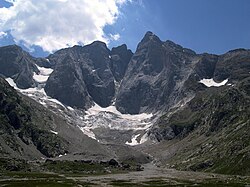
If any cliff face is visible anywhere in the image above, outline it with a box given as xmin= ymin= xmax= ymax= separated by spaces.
xmin=0 ymin=45 xmax=39 ymax=89
xmin=45 ymin=42 xmax=133 ymax=109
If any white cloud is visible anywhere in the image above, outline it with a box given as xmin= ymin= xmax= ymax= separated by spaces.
xmin=110 ymin=33 xmax=120 ymax=41
xmin=0 ymin=0 xmax=128 ymax=52
xmin=0 ymin=31 xmax=7 ymax=38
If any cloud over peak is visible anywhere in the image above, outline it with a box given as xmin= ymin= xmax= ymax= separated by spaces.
xmin=0 ymin=0 xmax=128 ymax=52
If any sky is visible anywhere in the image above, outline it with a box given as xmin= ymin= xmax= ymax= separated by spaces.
xmin=0 ymin=0 xmax=250 ymax=57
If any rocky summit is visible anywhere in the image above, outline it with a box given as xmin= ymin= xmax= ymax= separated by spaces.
xmin=0 ymin=31 xmax=250 ymax=178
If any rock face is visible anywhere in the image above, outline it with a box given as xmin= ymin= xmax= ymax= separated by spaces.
xmin=0 ymin=45 xmax=38 ymax=89
xmin=149 ymin=47 xmax=250 ymax=139
xmin=115 ymin=31 xmax=197 ymax=114
xmin=44 ymin=55 xmax=92 ymax=109
xmin=45 ymin=42 xmax=133 ymax=109
xmin=110 ymin=44 xmax=133 ymax=82
xmin=145 ymin=47 xmax=250 ymax=175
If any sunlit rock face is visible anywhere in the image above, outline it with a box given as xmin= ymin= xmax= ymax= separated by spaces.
xmin=115 ymin=31 xmax=197 ymax=114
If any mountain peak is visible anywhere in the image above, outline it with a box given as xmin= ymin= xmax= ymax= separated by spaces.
xmin=136 ymin=31 xmax=162 ymax=51
xmin=142 ymin=31 xmax=161 ymax=42
xmin=0 ymin=44 xmax=23 ymax=53
xmin=89 ymin=41 xmax=108 ymax=49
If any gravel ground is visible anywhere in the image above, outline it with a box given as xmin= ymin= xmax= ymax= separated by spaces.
xmin=67 ymin=163 xmax=250 ymax=186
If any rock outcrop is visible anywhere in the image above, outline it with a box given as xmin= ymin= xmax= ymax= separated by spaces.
xmin=45 ymin=42 xmax=133 ymax=108
xmin=115 ymin=31 xmax=197 ymax=114
xmin=0 ymin=45 xmax=39 ymax=89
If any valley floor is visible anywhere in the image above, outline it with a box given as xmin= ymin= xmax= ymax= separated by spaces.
xmin=1 ymin=163 xmax=249 ymax=187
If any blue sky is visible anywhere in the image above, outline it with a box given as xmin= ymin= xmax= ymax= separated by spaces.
xmin=0 ymin=0 xmax=250 ymax=57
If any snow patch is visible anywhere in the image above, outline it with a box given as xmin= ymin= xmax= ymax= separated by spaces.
xmin=86 ymin=103 xmax=153 ymax=121
xmin=67 ymin=106 xmax=74 ymax=111
xmin=33 ymin=73 xmax=49 ymax=83
xmin=5 ymin=77 xmax=65 ymax=108
xmin=50 ymin=130 xmax=58 ymax=135
xmin=125 ymin=132 xmax=149 ymax=146
xmin=33 ymin=65 xmax=53 ymax=83
xmin=5 ymin=78 xmax=17 ymax=87
xmin=78 ymin=126 xmax=98 ymax=141
xmin=79 ymin=103 xmax=153 ymax=144
xmin=125 ymin=134 xmax=141 ymax=146
xmin=139 ymin=133 xmax=148 ymax=144
xmin=199 ymin=78 xmax=228 ymax=87
xmin=58 ymin=153 xmax=67 ymax=158
xmin=47 ymin=98 xmax=65 ymax=107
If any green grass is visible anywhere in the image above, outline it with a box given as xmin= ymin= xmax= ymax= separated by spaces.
xmin=1 ymin=171 xmax=249 ymax=187
xmin=110 ymin=180 xmax=140 ymax=186
xmin=108 ymin=177 xmax=250 ymax=187
xmin=0 ymin=172 xmax=96 ymax=187
xmin=0 ymin=180 xmax=75 ymax=187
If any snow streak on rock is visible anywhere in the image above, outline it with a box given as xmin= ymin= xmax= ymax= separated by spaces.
xmin=199 ymin=78 xmax=228 ymax=87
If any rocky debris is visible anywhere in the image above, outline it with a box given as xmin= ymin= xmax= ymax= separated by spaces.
xmin=189 ymin=160 xmax=214 ymax=171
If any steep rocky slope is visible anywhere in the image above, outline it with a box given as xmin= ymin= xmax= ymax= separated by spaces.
xmin=116 ymin=31 xmax=197 ymax=114
xmin=45 ymin=42 xmax=132 ymax=109
xmin=0 ymin=77 xmax=150 ymax=168
xmin=145 ymin=49 xmax=250 ymax=175
xmin=0 ymin=77 xmax=68 ymax=158
xmin=0 ymin=45 xmax=39 ymax=89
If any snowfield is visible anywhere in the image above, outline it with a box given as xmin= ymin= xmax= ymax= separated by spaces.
xmin=5 ymin=77 xmax=65 ymax=108
xmin=85 ymin=103 xmax=153 ymax=121
xmin=199 ymin=78 xmax=228 ymax=87
xmin=79 ymin=103 xmax=154 ymax=144
xmin=5 ymin=77 xmax=155 ymax=146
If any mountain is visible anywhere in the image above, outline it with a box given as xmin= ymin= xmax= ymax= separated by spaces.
xmin=0 ymin=77 xmax=68 ymax=158
xmin=0 ymin=45 xmax=39 ymax=89
xmin=0 ymin=31 xmax=249 ymax=175
xmin=44 ymin=42 xmax=133 ymax=109
xmin=0 ymin=77 xmax=150 ymax=169
xmin=146 ymin=47 xmax=250 ymax=175
xmin=147 ymin=85 xmax=250 ymax=175
xmin=116 ymin=31 xmax=197 ymax=114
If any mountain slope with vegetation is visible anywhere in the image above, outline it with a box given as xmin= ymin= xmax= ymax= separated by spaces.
xmin=0 ymin=77 xmax=69 ymax=158
xmin=146 ymin=76 xmax=250 ymax=175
